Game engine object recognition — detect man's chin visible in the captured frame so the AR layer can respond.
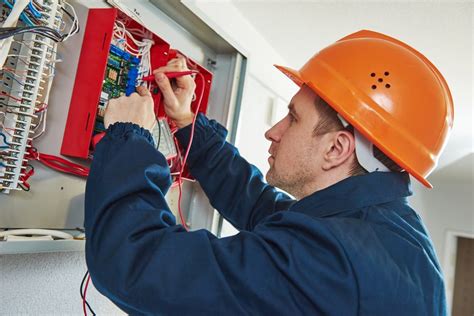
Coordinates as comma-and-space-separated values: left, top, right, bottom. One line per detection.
265, 169, 278, 187
265, 170, 273, 185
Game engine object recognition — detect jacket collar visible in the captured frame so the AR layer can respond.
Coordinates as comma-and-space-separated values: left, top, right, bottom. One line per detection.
289, 172, 412, 218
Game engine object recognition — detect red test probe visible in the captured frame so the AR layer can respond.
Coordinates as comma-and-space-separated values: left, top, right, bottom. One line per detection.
141, 70, 198, 82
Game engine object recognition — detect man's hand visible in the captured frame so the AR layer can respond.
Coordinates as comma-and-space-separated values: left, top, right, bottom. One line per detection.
153, 56, 196, 128
104, 86, 156, 131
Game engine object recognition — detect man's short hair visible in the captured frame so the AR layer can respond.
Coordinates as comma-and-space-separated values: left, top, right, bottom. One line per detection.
313, 97, 402, 175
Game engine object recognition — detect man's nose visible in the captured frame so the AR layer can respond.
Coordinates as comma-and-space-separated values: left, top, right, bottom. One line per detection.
265, 117, 286, 142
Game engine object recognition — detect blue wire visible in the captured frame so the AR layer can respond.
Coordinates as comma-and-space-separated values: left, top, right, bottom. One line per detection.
2, 0, 35, 26
0, 132, 11, 146
2, 72, 25, 86
28, 0, 41, 18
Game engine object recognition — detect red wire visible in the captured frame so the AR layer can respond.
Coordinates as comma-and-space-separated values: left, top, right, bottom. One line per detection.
1, 127, 15, 136
19, 164, 34, 190
176, 72, 205, 231
142, 70, 198, 82
2, 67, 28, 74
26, 147, 90, 177
0, 91, 23, 102
35, 103, 48, 113
177, 180, 188, 230
83, 274, 91, 316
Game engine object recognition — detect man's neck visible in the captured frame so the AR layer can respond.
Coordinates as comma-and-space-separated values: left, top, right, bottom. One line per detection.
296, 171, 351, 200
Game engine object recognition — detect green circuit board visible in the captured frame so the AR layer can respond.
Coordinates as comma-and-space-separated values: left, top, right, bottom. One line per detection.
94, 45, 140, 133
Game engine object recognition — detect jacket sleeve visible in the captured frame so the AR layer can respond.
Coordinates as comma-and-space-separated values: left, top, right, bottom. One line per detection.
175, 114, 295, 231
84, 123, 357, 315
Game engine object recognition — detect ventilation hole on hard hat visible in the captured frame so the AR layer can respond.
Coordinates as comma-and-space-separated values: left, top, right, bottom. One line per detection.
385, 84, 391, 88
384, 71, 390, 76
370, 73, 376, 77
378, 78, 383, 83
371, 85, 377, 89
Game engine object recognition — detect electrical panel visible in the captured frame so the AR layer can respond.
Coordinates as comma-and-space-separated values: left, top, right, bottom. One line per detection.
61, 8, 213, 182
0, 0, 77, 193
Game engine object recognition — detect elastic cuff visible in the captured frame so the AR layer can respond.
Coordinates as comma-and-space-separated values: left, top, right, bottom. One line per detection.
106, 122, 155, 146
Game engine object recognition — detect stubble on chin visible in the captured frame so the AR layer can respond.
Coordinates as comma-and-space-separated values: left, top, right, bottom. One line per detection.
266, 165, 307, 199
266, 167, 286, 190
265, 167, 274, 185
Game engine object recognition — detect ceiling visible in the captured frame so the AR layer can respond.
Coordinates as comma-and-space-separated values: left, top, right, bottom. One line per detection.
232, 0, 473, 172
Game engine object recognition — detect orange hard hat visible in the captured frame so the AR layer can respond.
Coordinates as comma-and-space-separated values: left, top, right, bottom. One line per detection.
275, 30, 454, 188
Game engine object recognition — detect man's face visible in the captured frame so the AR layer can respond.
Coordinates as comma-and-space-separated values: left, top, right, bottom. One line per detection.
265, 86, 325, 198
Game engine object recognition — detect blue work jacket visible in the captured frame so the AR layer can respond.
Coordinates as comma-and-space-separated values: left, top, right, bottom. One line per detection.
85, 114, 447, 315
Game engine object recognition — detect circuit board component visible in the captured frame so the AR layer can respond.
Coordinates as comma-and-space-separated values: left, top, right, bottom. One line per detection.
94, 44, 140, 133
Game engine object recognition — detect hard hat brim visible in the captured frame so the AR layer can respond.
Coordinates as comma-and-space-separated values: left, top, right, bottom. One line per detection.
274, 64, 305, 87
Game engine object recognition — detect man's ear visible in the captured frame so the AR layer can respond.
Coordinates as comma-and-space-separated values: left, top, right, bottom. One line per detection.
321, 130, 356, 171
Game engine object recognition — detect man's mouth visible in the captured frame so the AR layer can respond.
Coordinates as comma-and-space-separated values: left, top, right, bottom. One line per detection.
268, 147, 276, 165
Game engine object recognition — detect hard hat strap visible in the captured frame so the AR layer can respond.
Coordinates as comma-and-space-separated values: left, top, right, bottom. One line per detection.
337, 115, 390, 173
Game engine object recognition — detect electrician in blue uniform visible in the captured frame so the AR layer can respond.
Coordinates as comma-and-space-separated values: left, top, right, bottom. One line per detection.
85, 30, 453, 315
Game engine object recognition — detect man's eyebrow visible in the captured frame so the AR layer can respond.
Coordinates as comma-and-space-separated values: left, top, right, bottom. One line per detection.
288, 103, 299, 118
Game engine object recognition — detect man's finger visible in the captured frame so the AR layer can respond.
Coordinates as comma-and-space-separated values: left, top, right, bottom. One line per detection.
155, 72, 178, 105
136, 85, 151, 97
153, 64, 182, 75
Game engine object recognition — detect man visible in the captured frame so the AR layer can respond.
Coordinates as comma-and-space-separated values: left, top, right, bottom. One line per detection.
85, 30, 453, 315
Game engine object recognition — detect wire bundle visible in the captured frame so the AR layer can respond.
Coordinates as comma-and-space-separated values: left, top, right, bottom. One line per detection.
1, 0, 35, 26
0, 0, 78, 41
112, 20, 154, 88
0, 25, 67, 42
81, 271, 95, 316
26, 146, 90, 177
60, 1, 79, 41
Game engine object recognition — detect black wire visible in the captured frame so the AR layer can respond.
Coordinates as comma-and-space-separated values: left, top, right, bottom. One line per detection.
0, 26, 66, 42
0, 102, 20, 109
80, 270, 96, 315
60, 6, 80, 34
18, 182, 30, 191
0, 29, 61, 42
